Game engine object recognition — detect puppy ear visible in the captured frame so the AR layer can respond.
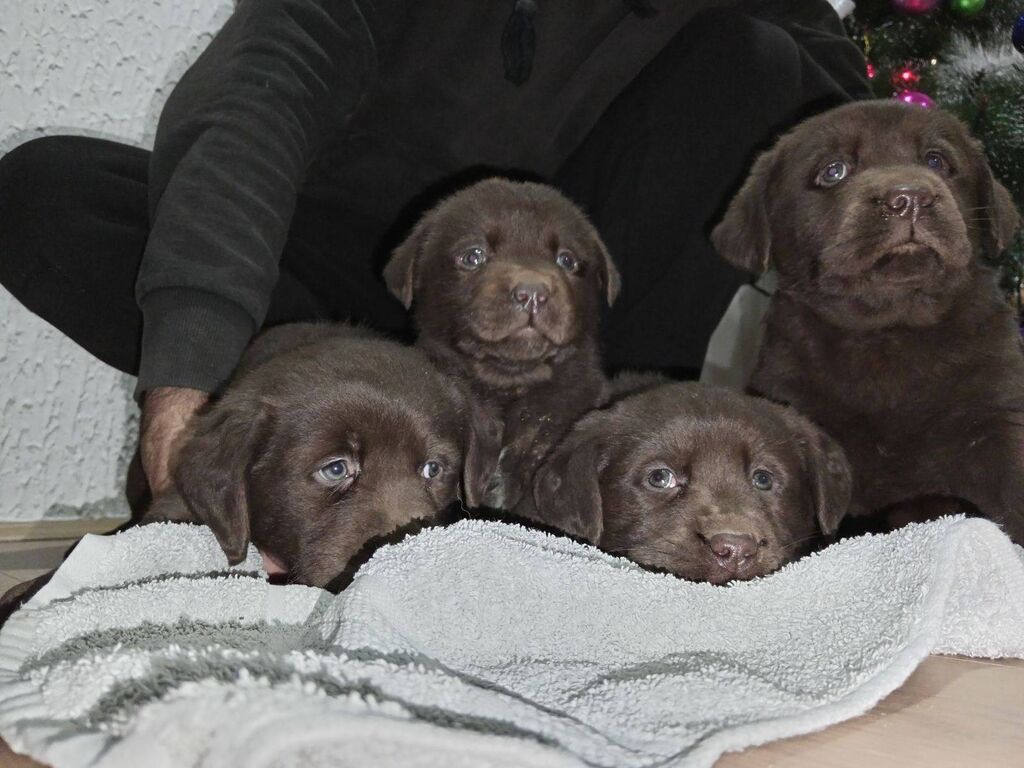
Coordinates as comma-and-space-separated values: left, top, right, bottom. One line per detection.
591, 234, 621, 306
173, 396, 273, 564
711, 148, 777, 274
981, 172, 1020, 258
778, 407, 852, 535
461, 401, 505, 509
532, 433, 606, 543
384, 218, 430, 309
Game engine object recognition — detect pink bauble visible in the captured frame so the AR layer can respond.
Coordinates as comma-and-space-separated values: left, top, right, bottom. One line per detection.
895, 90, 936, 109
891, 0, 940, 13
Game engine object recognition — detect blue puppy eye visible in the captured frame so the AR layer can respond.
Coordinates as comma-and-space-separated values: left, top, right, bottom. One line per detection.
317, 459, 350, 483
925, 150, 947, 173
420, 460, 442, 480
555, 250, 579, 273
752, 469, 774, 491
816, 160, 848, 187
459, 247, 487, 269
647, 468, 677, 489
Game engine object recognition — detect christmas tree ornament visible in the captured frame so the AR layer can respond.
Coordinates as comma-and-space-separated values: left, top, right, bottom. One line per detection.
890, 0, 940, 14
891, 63, 921, 89
1013, 14, 1024, 54
949, 0, 986, 16
866, 61, 877, 79
895, 89, 936, 108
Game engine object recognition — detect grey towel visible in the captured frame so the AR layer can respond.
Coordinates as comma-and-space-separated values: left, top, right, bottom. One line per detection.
0, 516, 1022, 767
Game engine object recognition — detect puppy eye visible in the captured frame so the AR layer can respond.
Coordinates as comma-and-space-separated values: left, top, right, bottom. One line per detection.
647, 468, 678, 489
420, 460, 443, 480
924, 150, 949, 174
555, 250, 579, 273
752, 469, 774, 491
458, 246, 487, 270
816, 160, 848, 187
315, 458, 356, 486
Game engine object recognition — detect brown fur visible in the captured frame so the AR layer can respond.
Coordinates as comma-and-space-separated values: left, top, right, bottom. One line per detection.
144, 323, 493, 588
384, 178, 620, 510
711, 101, 1024, 543
532, 382, 851, 584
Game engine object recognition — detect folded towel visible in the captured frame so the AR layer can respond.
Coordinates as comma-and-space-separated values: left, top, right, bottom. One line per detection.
0, 516, 1022, 768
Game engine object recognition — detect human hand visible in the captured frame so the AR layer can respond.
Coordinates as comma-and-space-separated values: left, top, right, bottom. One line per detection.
140, 386, 209, 496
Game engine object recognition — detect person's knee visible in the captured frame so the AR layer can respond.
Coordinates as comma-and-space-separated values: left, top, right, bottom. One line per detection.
0, 136, 82, 291
0, 135, 78, 197
0, 136, 85, 228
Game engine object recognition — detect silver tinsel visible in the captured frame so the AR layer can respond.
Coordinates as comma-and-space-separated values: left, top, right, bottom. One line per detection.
934, 33, 1024, 204
939, 33, 1023, 82
934, 33, 1024, 301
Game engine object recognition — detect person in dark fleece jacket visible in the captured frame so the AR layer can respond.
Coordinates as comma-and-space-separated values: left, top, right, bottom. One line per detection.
0, 0, 868, 501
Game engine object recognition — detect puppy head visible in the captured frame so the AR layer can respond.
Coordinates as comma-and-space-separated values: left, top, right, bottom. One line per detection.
712, 101, 1020, 330
384, 178, 620, 388
173, 336, 494, 588
534, 383, 851, 584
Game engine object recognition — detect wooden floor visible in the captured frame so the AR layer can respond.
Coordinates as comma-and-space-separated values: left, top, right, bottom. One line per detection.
0, 539, 1022, 768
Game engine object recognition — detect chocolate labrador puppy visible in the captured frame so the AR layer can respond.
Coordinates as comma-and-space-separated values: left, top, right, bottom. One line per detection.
711, 101, 1024, 542
384, 178, 620, 510
144, 322, 493, 588
532, 382, 851, 584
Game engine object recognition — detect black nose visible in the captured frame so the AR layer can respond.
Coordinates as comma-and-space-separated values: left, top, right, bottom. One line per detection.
883, 186, 934, 219
705, 533, 759, 569
511, 282, 549, 311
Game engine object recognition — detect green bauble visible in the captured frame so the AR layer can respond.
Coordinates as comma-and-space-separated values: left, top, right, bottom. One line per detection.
949, 0, 986, 16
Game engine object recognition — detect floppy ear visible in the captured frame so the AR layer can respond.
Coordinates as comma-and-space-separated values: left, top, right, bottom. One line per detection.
383, 217, 431, 309
173, 395, 273, 564
532, 433, 606, 543
711, 147, 778, 274
777, 407, 852, 536
590, 233, 621, 306
980, 169, 1020, 259
461, 401, 505, 509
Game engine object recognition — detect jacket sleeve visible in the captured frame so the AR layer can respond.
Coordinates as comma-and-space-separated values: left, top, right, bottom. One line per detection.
134, 0, 381, 397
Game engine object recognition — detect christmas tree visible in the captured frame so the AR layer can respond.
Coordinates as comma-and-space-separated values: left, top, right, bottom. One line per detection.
845, 0, 1024, 312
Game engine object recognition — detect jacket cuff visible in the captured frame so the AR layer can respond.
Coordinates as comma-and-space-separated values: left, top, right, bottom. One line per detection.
134, 289, 256, 400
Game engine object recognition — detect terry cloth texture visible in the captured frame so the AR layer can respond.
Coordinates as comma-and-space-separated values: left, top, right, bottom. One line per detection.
0, 517, 1022, 768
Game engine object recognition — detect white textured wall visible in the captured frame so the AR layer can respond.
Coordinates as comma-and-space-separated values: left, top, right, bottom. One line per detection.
0, 0, 232, 520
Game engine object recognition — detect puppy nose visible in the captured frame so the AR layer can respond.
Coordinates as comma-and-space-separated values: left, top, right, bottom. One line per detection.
883, 186, 934, 219
706, 533, 759, 568
511, 282, 549, 311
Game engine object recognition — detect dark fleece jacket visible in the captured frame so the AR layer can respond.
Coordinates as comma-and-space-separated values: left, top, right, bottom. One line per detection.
135, 0, 866, 395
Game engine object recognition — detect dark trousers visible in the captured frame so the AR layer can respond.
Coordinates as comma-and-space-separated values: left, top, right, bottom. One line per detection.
0, 7, 865, 380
